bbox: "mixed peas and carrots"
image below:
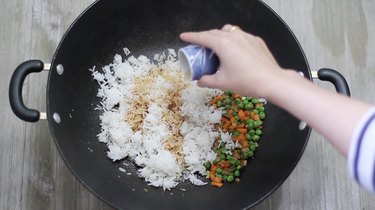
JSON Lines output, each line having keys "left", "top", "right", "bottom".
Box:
{"left": 207, "top": 90, "right": 266, "bottom": 187}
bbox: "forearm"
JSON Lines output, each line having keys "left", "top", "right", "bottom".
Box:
{"left": 263, "top": 69, "right": 373, "bottom": 156}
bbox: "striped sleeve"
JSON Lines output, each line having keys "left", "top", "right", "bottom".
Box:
{"left": 348, "top": 107, "right": 375, "bottom": 193}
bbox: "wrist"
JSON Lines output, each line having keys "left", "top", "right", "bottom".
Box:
{"left": 260, "top": 68, "right": 298, "bottom": 100}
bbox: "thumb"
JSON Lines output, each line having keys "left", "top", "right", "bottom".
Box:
{"left": 197, "top": 73, "right": 220, "bottom": 89}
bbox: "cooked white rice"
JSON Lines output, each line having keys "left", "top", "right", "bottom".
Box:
{"left": 90, "top": 49, "right": 225, "bottom": 190}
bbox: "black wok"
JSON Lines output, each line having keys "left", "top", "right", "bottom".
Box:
{"left": 9, "top": 0, "right": 350, "bottom": 209}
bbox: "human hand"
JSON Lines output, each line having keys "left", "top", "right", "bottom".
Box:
{"left": 180, "top": 24, "right": 283, "bottom": 97}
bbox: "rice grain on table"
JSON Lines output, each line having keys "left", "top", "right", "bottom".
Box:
{"left": 90, "top": 49, "right": 224, "bottom": 190}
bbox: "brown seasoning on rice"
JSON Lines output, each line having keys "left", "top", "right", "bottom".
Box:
{"left": 125, "top": 67, "right": 189, "bottom": 166}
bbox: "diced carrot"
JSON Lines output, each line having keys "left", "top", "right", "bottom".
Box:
{"left": 241, "top": 140, "right": 249, "bottom": 148}
{"left": 211, "top": 96, "right": 219, "bottom": 105}
{"left": 211, "top": 181, "right": 223, "bottom": 188}
{"left": 223, "top": 121, "right": 231, "bottom": 129}
{"left": 238, "top": 110, "right": 247, "bottom": 121}
{"left": 230, "top": 117, "right": 236, "bottom": 124}
{"left": 210, "top": 164, "right": 218, "bottom": 173}
{"left": 236, "top": 134, "right": 246, "bottom": 142}
{"left": 237, "top": 124, "right": 245, "bottom": 128}
{"left": 250, "top": 112, "right": 260, "bottom": 121}
{"left": 237, "top": 128, "right": 247, "bottom": 134}
{"left": 219, "top": 160, "right": 230, "bottom": 168}
{"left": 212, "top": 95, "right": 224, "bottom": 105}
{"left": 211, "top": 176, "right": 223, "bottom": 183}
{"left": 233, "top": 94, "right": 241, "bottom": 98}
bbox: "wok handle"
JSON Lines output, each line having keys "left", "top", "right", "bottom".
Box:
{"left": 9, "top": 60, "right": 44, "bottom": 122}
{"left": 315, "top": 68, "right": 351, "bottom": 96}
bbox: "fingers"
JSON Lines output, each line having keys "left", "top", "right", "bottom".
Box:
{"left": 221, "top": 24, "right": 241, "bottom": 32}
{"left": 180, "top": 30, "right": 223, "bottom": 49}
{"left": 196, "top": 73, "right": 221, "bottom": 89}
{"left": 180, "top": 24, "right": 241, "bottom": 48}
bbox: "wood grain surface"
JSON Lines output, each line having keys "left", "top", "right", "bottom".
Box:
{"left": 1, "top": 0, "right": 374, "bottom": 209}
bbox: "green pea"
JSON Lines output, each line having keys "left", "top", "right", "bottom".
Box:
{"left": 243, "top": 99, "right": 249, "bottom": 105}
{"left": 251, "top": 98, "right": 258, "bottom": 104}
{"left": 252, "top": 109, "right": 259, "bottom": 115}
{"left": 259, "top": 112, "right": 266, "bottom": 119}
{"left": 233, "top": 131, "right": 240, "bottom": 137}
{"left": 216, "top": 174, "right": 223, "bottom": 179}
{"left": 246, "top": 119, "right": 253, "bottom": 124}
{"left": 229, "top": 159, "right": 237, "bottom": 166}
{"left": 246, "top": 150, "right": 254, "bottom": 158}
{"left": 236, "top": 159, "right": 241, "bottom": 166}
{"left": 254, "top": 120, "right": 263, "bottom": 127}
{"left": 227, "top": 154, "right": 233, "bottom": 160}
{"left": 257, "top": 106, "right": 265, "bottom": 112}
{"left": 221, "top": 147, "right": 227, "bottom": 153}
{"left": 235, "top": 98, "right": 241, "bottom": 104}
{"left": 216, "top": 167, "right": 223, "bottom": 174}
{"left": 241, "top": 148, "right": 249, "bottom": 153}
{"left": 245, "top": 103, "right": 253, "bottom": 110}
{"left": 223, "top": 175, "right": 228, "bottom": 180}
{"left": 234, "top": 115, "right": 240, "bottom": 121}
{"left": 245, "top": 133, "right": 251, "bottom": 140}
{"left": 232, "top": 111, "right": 238, "bottom": 116}
{"left": 253, "top": 135, "right": 260, "bottom": 141}
{"left": 250, "top": 145, "right": 257, "bottom": 151}
{"left": 217, "top": 100, "right": 222, "bottom": 107}
{"left": 234, "top": 170, "right": 240, "bottom": 177}
{"left": 224, "top": 90, "right": 233, "bottom": 96}
{"left": 225, "top": 98, "right": 232, "bottom": 105}
{"left": 236, "top": 165, "right": 242, "bottom": 170}
{"left": 248, "top": 129, "right": 255, "bottom": 136}
{"left": 220, "top": 154, "right": 226, "bottom": 160}
{"left": 204, "top": 162, "right": 211, "bottom": 170}
{"left": 255, "top": 129, "right": 262, "bottom": 135}
{"left": 215, "top": 148, "right": 222, "bottom": 155}
{"left": 247, "top": 122, "right": 254, "bottom": 129}
{"left": 242, "top": 150, "right": 252, "bottom": 159}
{"left": 227, "top": 175, "right": 234, "bottom": 183}
{"left": 238, "top": 103, "right": 244, "bottom": 109}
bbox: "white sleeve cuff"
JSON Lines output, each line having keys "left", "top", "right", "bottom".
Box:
{"left": 348, "top": 107, "right": 375, "bottom": 193}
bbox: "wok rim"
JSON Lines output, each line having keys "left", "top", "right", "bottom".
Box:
{"left": 46, "top": 0, "right": 312, "bottom": 209}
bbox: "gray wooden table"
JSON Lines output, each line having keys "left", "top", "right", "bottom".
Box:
{"left": 1, "top": 0, "right": 374, "bottom": 209}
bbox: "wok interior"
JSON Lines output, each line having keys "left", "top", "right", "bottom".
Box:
{"left": 47, "top": 0, "right": 310, "bottom": 209}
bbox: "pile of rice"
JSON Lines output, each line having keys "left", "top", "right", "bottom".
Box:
{"left": 90, "top": 48, "right": 227, "bottom": 190}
